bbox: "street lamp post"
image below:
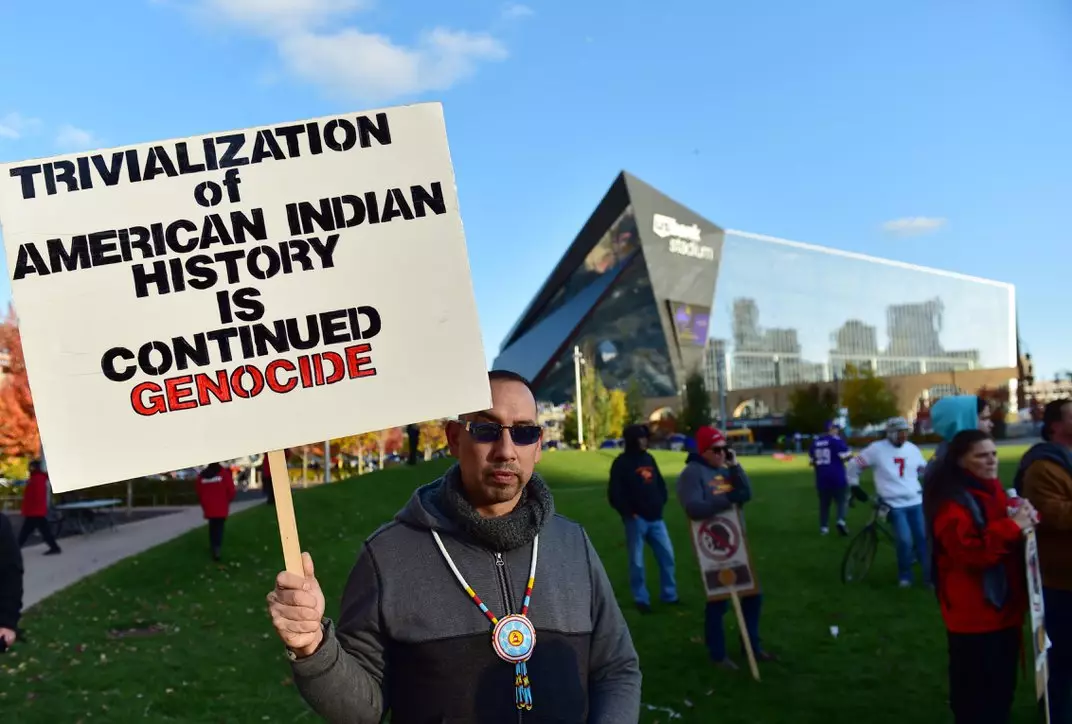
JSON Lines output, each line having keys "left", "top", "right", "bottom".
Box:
{"left": 573, "top": 345, "right": 585, "bottom": 450}
{"left": 324, "top": 439, "right": 331, "bottom": 484}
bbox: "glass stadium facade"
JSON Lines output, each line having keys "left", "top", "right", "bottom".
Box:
{"left": 492, "top": 172, "right": 1017, "bottom": 409}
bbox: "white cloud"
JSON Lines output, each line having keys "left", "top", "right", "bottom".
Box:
{"left": 0, "top": 112, "right": 41, "bottom": 140}
{"left": 279, "top": 28, "right": 506, "bottom": 103}
{"left": 184, "top": 0, "right": 507, "bottom": 103}
{"left": 55, "top": 125, "right": 100, "bottom": 151}
{"left": 501, "top": 3, "right": 534, "bottom": 20}
{"left": 881, "top": 216, "right": 948, "bottom": 236}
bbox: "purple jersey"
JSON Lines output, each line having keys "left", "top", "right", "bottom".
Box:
{"left": 809, "top": 434, "right": 850, "bottom": 489}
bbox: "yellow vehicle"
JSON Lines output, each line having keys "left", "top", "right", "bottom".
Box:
{"left": 725, "top": 428, "right": 754, "bottom": 445}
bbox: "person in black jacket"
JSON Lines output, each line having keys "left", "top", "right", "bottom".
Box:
{"left": 0, "top": 512, "right": 23, "bottom": 653}
{"left": 608, "top": 424, "right": 680, "bottom": 613}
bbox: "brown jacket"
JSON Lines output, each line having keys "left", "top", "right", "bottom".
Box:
{"left": 1022, "top": 460, "right": 1072, "bottom": 591}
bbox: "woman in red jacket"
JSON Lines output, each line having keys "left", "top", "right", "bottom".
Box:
{"left": 17, "top": 460, "right": 61, "bottom": 555}
{"left": 925, "top": 429, "right": 1035, "bottom": 724}
{"left": 197, "top": 462, "right": 235, "bottom": 561}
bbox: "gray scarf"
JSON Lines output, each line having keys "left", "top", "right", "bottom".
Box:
{"left": 436, "top": 464, "right": 554, "bottom": 551}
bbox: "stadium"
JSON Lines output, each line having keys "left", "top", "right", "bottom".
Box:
{"left": 492, "top": 172, "right": 1019, "bottom": 429}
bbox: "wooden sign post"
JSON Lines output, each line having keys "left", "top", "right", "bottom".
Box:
{"left": 268, "top": 450, "right": 303, "bottom": 576}
{"left": 718, "top": 567, "right": 760, "bottom": 681}
{"left": 0, "top": 103, "right": 493, "bottom": 572}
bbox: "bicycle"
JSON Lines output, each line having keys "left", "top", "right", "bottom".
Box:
{"left": 841, "top": 493, "right": 897, "bottom": 584}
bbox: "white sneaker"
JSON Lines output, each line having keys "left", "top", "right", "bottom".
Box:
{"left": 820, "top": 527, "right": 829, "bottom": 535}
{"left": 898, "top": 580, "right": 912, "bottom": 589}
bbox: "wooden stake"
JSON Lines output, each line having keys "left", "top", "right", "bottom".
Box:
{"left": 730, "top": 588, "right": 761, "bottom": 682}
{"left": 268, "top": 450, "right": 303, "bottom": 576}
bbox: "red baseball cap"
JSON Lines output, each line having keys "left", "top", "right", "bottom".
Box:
{"left": 695, "top": 426, "right": 726, "bottom": 453}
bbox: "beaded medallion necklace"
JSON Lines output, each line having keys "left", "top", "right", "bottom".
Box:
{"left": 431, "top": 530, "right": 539, "bottom": 711}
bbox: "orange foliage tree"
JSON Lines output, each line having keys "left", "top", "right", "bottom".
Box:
{"left": 419, "top": 420, "right": 448, "bottom": 459}
{"left": 0, "top": 307, "right": 40, "bottom": 457}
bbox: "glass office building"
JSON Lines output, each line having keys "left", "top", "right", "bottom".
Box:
{"left": 492, "top": 172, "right": 1017, "bottom": 408}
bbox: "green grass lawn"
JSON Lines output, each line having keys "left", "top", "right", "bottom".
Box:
{"left": 2, "top": 446, "right": 1043, "bottom": 723}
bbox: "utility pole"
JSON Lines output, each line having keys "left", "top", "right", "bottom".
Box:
{"left": 573, "top": 345, "right": 585, "bottom": 450}
{"left": 324, "top": 440, "right": 331, "bottom": 484}
{"left": 716, "top": 351, "right": 728, "bottom": 429}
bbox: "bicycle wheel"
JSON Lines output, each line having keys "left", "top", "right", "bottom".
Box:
{"left": 841, "top": 525, "right": 878, "bottom": 583}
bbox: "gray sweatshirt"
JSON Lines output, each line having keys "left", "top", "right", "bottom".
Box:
{"left": 289, "top": 470, "right": 641, "bottom": 723}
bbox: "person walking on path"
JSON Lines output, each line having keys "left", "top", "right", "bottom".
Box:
{"left": 1015, "top": 398, "right": 1072, "bottom": 723}
{"left": 926, "top": 429, "right": 1034, "bottom": 724}
{"left": 197, "top": 462, "right": 236, "bottom": 562}
{"left": 266, "top": 370, "right": 641, "bottom": 723}
{"left": 808, "top": 421, "right": 853, "bottom": 536}
{"left": 0, "top": 512, "right": 23, "bottom": 654}
{"left": 848, "top": 417, "right": 930, "bottom": 587}
{"left": 608, "top": 423, "right": 679, "bottom": 613}
{"left": 260, "top": 452, "right": 276, "bottom": 506}
{"left": 676, "top": 426, "right": 776, "bottom": 670}
{"left": 407, "top": 423, "right": 421, "bottom": 465}
{"left": 17, "top": 460, "right": 61, "bottom": 555}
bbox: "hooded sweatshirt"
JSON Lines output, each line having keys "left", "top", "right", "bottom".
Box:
{"left": 290, "top": 464, "right": 641, "bottom": 724}
{"left": 923, "top": 395, "right": 980, "bottom": 489}
{"left": 675, "top": 453, "right": 753, "bottom": 523}
{"left": 608, "top": 429, "right": 668, "bottom": 521}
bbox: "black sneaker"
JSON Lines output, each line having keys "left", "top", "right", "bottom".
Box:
{"left": 837, "top": 520, "right": 849, "bottom": 537}
{"left": 636, "top": 602, "right": 652, "bottom": 614}
{"left": 44, "top": 548, "right": 61, "bottom": 556}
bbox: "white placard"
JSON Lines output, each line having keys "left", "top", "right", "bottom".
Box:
{"left": 0, "top": 102, "right": 490, "bottom": 492}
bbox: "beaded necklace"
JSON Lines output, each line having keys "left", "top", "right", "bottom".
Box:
{"left": 431, "top": 530, "right": 539, "bottom": 711}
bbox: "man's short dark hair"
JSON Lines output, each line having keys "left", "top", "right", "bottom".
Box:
{"left": 977, "top": 396, "right": 989, "bottom": 415}
{"left": 1042, "top": 398, "right": 1072, "bottom": 442}
{"left": 488, "top": 369, "right": 534, "bottom": 393}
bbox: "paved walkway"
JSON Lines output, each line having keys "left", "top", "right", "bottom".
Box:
{"left": 21, "top": 499, "right": 263, "bottom": 610}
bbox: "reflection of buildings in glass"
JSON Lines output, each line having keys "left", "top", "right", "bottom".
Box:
{"left": 724, "top": 294, "right": 986, "bottom": 389}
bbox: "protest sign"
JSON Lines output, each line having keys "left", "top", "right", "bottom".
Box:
{"left": 1026, "top": 527, "right": 1050, "bottom": 713}
{"left": 690, "top": 507, "right": 760, "bottom": 602}
{"left": 690, "top": 507, "right": 761, "bottom": 681}
{"left": 0, "top": 103, "right": 490, "bottom": 504}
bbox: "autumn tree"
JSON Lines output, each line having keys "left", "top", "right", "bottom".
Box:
{"left": 419, "top": 420, "right": 448, "bottom": 460}
{"left": 678, "top": 370, "right": 712, "bottom": 437}
{"left": 0, "top": 307, "right": 40, "bottom": 458}
{"left": 841, "top": 364, "right": 899, "bottom": 429}
{"left": 607, "top": 388, "right": 628, "bottom": 439}
{"left": 786, "top": 384, "right": 839, "bottom": 434}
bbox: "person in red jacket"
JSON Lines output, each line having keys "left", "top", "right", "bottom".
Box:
{"left": 197, "top": 462, "right": 236, "bottom": 561}
{"left": 924, "top": 429, "right": 1035, "bottom": 724}
{"left": 17, "top": 460, "right": 61, "bottom": 555}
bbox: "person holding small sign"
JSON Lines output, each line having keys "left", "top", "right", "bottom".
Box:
{"left": 924, "top": 429, "right": 1035, "bottom": 724}
{"left": 676, "top": 426, "right": 775, "bottom": 670}
{"left": 265, "top": 371, "right": 641, "bottom": 723}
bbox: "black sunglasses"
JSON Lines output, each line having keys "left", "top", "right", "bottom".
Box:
{"left": 463, "top": 421, "right": 542, "bottom": 446}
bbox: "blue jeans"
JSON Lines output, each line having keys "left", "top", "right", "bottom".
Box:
{"left": 1044, "top": 587, "right": 1072, "bottom": 724}
{"left": 706, "top": 594, "right": 763, "bottom": 661}
{"left": 886, "top": 504, "right": 930, "bottom": 584}
{"left": 623, "top": 517, "right": 678, "bottom": 606}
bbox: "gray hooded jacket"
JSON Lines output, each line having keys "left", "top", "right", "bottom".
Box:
{"left": 289, "top": 464, "right": 641, "bottom": 724}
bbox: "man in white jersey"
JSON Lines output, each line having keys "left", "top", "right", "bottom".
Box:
{"left": 847, "top": 417, "right": 930, "bottom": 587}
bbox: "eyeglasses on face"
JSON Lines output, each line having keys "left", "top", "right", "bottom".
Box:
{"left": 463, "top": 421, "right": 542, "bottom": 446}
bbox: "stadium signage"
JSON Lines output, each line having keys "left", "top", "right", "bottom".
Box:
{"left": 652, "top": 213, "right": 714, "bottom": 261}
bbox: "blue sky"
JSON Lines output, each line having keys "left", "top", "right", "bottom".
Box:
{"left": 1, "top": 0, "right": 1070, "bottom": 379}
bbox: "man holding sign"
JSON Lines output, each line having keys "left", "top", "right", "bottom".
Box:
{"left": 267, "top": 371, "right": 641, "bottom": 723}
{"left": 677, "top": 426, "right": 774, "bottom": 671}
